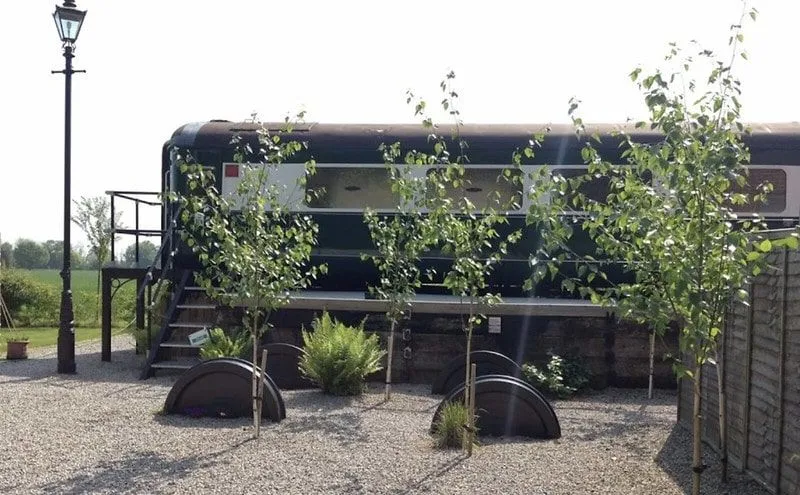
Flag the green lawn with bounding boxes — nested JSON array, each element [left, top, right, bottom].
[[24, 269, 100, 293], [1, 327, 102, 357]]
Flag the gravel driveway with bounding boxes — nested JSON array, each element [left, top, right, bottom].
[[0, 336, 768, 495]]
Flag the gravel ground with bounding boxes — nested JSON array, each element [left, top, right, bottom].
[[0, 337, 769, 495]]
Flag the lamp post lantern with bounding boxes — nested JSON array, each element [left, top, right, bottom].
[[53, 0, 87, 374]]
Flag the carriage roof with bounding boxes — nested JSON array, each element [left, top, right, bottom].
[[169, 121, 800, 165]]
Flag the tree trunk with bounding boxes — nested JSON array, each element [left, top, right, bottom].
[[251, 312, 260, 439], [692, 364, 704, 495], [259, 348, 268, 436], [716, 347, 728, 483], [385, 319, 396, 400], [463, 296, 475, 452]]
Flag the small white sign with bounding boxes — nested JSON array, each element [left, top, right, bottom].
[[488, 317, 502, 334], [188, 327, 210, 346]]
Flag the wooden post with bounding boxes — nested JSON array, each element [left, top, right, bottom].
[[692, 364, 704, 495], [135, 276, 145, 332], [467, 363, 477, 457], [258, 348, 269, 438], [385, 320, 396, 401], [648, 330, 655, 399], [742, 282, 754, 471]]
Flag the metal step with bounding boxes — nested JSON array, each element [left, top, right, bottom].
[[184, 286, 227, 295], [168, 322, 215, 329], [159, 342, 203, 349], [150, 361, 198, 371], [176, 304, 217, 310]]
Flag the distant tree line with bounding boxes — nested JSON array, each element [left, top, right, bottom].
[[0, 238, 158, 270], [0, 195, 160, 271]]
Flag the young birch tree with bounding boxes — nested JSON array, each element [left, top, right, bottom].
[[571, 7, 798, 493], [174, 116, 325, 439], [362, 142, 432, 401], [407, 73, 523, 454]]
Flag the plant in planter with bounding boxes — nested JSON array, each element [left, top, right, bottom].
[[1, 279, 28, 360], [4, 334, 30, 360]]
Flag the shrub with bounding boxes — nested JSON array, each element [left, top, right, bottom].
[[130, 279, 173, 351], [431, 401, 478, 449], [132, 323, 160, 354], [110, 284, 136, 327], [522, 353, 590, 399], [0, 269, 58, 326], [299, 311, 386, 396], [200, 327, 249, 360]]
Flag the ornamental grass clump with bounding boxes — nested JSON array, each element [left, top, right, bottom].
[[299, 311, 386, 396], [431, 401, 477, 449]]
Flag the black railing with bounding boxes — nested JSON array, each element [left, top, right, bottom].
[[106, 190, 164, 266], [140, 206, 183, 351]]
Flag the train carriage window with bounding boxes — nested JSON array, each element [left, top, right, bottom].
[[730, 168, 786, 213], [425, 167, 523, 211], [553, 168, 611, 204], [305, 167, 399, 209]]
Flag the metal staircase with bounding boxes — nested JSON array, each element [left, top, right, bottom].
[[102, 199, 219, 379], [139, 273, 221, 378], [100, 191, 228, 378]]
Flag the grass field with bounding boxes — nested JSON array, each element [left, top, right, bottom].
[[0, 327, 102, 357], [24, 269, 101, 293]]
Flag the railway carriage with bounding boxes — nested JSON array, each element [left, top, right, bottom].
[[161, 120, 800, 297]]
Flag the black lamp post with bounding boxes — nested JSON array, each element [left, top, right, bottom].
[[53, 1, 87, 374]]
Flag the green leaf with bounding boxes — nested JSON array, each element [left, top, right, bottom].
[[758, 239, 772, 252], [773, 236, 799, 250]]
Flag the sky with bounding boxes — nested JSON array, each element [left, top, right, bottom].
[[1, 0, 798, 254]]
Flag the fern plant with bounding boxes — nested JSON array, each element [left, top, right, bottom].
[[298, 311, 386, 396], [199, 327, 249, 360]]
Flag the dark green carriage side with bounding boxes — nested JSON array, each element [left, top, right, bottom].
[[162, 121, 800, 297]]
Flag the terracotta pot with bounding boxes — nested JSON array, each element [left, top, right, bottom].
[[6, 340, 29, 360]]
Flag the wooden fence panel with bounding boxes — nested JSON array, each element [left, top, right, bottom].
[[678, 243, 800, 494]]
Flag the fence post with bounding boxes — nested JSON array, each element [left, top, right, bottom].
[[776, 247, 788, 493]]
